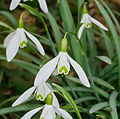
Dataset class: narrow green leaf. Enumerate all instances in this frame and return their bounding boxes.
[0,104,42,115]
[93,77,114,90]
[100,29,114,58]
[47,12,62,52]
[109,91,118,119]
[0,21,14,30]
[90,102,109,113]
[53,83,82,119]
[100,0,120,33]
[0,11,18,27]
[95,56,112,64]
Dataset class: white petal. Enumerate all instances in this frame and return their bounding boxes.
[4,31,16,48]
[57,52,70,75]
[12,86,35,107]
[34,54,60,86]
[52,93,60,108]
[89,15,108,31]
[38,0,48,13]
[36,83,51,101]
[40,105,55,119]
[21,107,43,119]
[77,24,85,39]
[10,0,21,10]
[55,108,72,119]
[53,69,59,76]
[66,53,90,87]
[24,30,45,55]
[6,31,20,62]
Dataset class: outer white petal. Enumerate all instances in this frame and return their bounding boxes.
[53,69,59,76]
[52,93,60,108]
[77,24,85,39]
[10,0,21,10]
[12,86,35,107]
[89,15,108,31]
[66,53,90,87]
[6,31,20,62]
[4,31,16,48]
[21,107,43,119]
[57,52,70,75]
[34,54,60,86]
[55,108,72,119]
[38,0,48,13]
[24,30,45,55]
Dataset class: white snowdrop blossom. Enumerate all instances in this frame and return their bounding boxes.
[34,38,90,88]
[21,93,72,119]
[10,0,48,13]
[4,28,45,62]
[12,82,59,107]
[78,5,108,39]
[21,104,73,119]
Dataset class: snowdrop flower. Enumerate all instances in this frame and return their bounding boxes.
[10,0,48,13]
[4,17,45,62]
[12,82,59,108]
[78,4,108,39]
[21,93,72,119]
[34,38,90,87]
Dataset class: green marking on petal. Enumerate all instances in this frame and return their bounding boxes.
[37,94,44,101]
[59,66,68,74]
[86,22,92,28]
[41,117,44,119]
[20,41,27,48]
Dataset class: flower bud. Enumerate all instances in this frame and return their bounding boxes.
[61,38,67,52]
[18,17,24,28]
[46,93,53,105]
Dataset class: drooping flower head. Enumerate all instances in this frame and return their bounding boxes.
[4,16,45,62]
[21,93,73,119]
[34,37,90,87]
[78,3,108,39]
[10,0,48,13]
[12,82,59,108]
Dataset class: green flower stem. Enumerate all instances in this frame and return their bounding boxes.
[19,3,57,56]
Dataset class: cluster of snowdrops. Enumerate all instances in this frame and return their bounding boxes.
[3,0,108,119]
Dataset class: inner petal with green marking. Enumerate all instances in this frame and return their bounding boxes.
[20,41,27,48]
[36,94,44,101]
[85,22,92,28]
[59,66,68,75]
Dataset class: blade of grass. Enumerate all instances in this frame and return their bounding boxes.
[47,12,62,52]
[109,91,118,119]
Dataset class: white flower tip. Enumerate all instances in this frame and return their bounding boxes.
[7,58,12,62]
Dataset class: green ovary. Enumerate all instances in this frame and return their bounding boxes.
[37,94,44,100]
[59,66,68,74]
[20,41,27,48]
[86,23,92,28]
